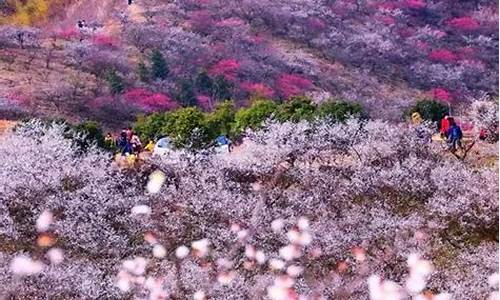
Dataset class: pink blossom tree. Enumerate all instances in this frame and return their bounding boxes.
[428,49,458,64]
[276,74,313,99]
[209,59,241,81]
[447,16,480,32]
[123,88,177,112]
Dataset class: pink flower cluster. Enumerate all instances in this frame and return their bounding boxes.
[276,74,313,99]
[240,82,275,98]
[123,88,177,112]
[447,16,480,31]
[209,59,241,81]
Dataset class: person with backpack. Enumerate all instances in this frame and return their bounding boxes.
[447,118,463,152]
[117,130,133,155]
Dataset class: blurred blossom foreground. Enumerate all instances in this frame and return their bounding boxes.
[0,117,498,300]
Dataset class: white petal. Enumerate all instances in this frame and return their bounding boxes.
[175,245,190,259]
[147,170,166,194]
[286,265,303,277]
[131,205,151,215]
[152,245,166,258]
[10,256,44,276]
[193,290,206,300]
[46,248,64,265]
[269,258,286,270]
[36,210,53,232]
[255,250,266,264]
[271,219,285,233]
[297,217,309,231]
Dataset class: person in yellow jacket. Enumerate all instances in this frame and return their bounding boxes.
[144,139,155,152]
[411,112,423,125]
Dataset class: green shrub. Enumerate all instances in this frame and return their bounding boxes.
[205,101,236,138]
[137,61,150,83]
[74,121,106,150]
[407,99,449,123]
[150,49,169,80]
[317,100,365,122]
[162,107,208,148]
[132,97,367,149]
[195,70,214,94]
[233,98,278,132]
[134,113,171,141]
[276,96,317,122]
[212,75,233,101]
[105,70,124,95]
[177,79,197,107]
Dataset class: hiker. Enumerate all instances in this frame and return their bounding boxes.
[125,127,133,142]
[116,130,132,154]
[447,118,463,152]
[440,115,450,138]
[144,139,155,152]
[411,112,422,125]
[131,134,142,153]
[104,133,114,149]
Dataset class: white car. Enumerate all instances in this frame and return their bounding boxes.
[153,137,173,156]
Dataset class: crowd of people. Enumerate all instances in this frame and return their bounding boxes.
[105,127,153,156]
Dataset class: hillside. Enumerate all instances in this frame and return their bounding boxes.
[0,1,498,299]
[0,0,497,126]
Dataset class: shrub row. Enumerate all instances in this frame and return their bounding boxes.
[134,97,366,148]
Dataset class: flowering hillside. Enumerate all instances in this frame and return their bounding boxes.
[0,0,498,299]
[0,0,497,123]
[0,117,498,299]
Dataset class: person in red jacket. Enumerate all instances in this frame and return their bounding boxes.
[440,115,450,138]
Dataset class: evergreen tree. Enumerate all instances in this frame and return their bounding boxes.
[105,70,124,95]
[213,75,233,101]
[178,80,197,107]
[195,70,213,94]
[137,61,150,83]
[150,49,169,80]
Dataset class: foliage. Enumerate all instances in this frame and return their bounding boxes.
[0,25,40,48]
[275,96,316,122]
[150,49,169,80]
[233,98,278,132]
[212,75,233,102]
[194,70,213,94]
[134,97,367,144]
[205,100,236,137]
[73,121,106,150]
[137,61,150,83]
[161,107,207,148]
[134,112,169,141]
[3,0,50,25]
[407,99,449,123]
[105,70,125,95]
[177,79,197,107]
[317,100,365,122]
